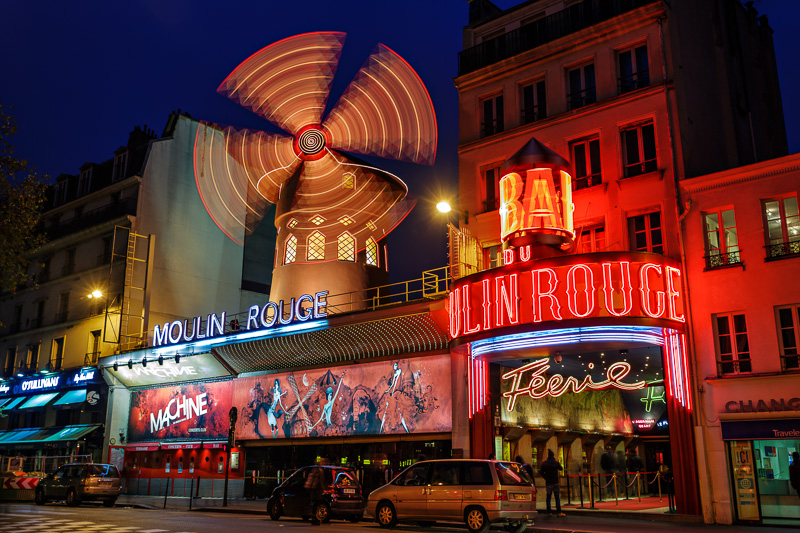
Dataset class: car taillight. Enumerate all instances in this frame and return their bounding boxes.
[495,490,508,501]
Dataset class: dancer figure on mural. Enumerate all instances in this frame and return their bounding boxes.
[311,370,346,430]
[268,378,288,438]
[380,362,411,433]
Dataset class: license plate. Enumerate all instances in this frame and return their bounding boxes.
[344,488,355,494]
[513,493,529,500]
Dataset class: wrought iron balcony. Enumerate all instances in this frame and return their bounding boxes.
[619,70,651,94]
[704,251,742,270]
[458,0,656,76]
[766,239,800,260]
[573,172,602,191]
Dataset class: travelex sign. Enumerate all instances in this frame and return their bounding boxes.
[152,291,328,348]
[449,251,685,340]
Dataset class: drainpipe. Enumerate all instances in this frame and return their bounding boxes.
[658,13,713,524]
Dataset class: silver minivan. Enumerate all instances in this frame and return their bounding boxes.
[366,459,536,533]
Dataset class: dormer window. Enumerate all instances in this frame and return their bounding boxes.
[78,167,92,196]
[54,181,67,206]
[113,151,128,182]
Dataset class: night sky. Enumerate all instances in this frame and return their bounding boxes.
[1,0,798,285]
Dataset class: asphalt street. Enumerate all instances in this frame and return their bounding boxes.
[0,502,794,533]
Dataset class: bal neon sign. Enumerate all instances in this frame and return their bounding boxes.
[500,168,574,243]
[449,253,684,340]
[501,358,645,411]
[152,291,328,347]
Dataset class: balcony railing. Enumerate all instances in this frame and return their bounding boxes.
[718,358,752,376]
[481,118,504,138]
[704,251,742,270]
[781,353,800,372]
[766,239,800,260]
[623,158,658,178]
[520,105,546,125]
[573,173,602,191]
[458,0,655,75]
[619,70,650,94]
[567,87,597,110]
[45,197,137,240]
[84,352,100,366]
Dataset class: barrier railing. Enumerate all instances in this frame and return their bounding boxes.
[1,454,92,475]
[561,471,674,511]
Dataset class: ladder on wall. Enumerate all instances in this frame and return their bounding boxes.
[105,226,150,351]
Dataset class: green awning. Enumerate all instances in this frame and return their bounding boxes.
[53,389,87,406]
[0,424,101,445]
[0,397,26,410]
[18,393,59,409]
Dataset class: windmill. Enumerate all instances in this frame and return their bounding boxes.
[193,32,438,308]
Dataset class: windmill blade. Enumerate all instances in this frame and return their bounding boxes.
[275,149,416,264]
[194,122,300,246]
[324,43,437,165]
[218,32,346,135]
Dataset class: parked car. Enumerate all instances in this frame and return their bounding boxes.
[267,465,365,523]
[35,463,121,507]
[366,459,536,533]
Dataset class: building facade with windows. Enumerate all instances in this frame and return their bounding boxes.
[681,154,800,526]
[454,0,787,523]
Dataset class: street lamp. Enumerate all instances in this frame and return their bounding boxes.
[436,201,452,213]
[88,290,102,299]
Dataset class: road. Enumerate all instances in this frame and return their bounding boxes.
[0,502,796,533]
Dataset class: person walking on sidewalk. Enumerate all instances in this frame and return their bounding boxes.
[790,451,800,502]
[540,449,565,517]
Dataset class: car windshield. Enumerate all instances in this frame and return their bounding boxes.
[494,462,533,485]
[88,464,119,477]
[331,468,360,487]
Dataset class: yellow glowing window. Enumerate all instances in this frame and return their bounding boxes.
[342,173,356,189]
[339,215,354,226]
[311,215,326,226]
[338,232,355,261]
[366,220,376,231]
[307,231,325,261]
[288,218,298,229]
[284,235,297,264]
[366,237,378,266]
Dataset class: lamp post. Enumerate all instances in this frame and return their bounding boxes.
[223,406,238,507]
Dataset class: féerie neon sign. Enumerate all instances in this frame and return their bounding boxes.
[501,358,645,411]
[449,253,685,340]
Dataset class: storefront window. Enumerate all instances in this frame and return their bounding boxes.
[752,439,800,522]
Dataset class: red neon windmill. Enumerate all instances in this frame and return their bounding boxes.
[193,32,437,303]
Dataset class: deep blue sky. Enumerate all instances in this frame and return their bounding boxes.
[1,0,798,285]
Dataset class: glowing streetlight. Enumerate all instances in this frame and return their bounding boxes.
[436,201,452,213]
[88,290,102,299]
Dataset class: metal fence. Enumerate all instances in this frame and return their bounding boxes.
[1,454,92,475]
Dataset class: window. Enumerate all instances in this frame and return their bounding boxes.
[342,173,355,189]
[621,122,657,177]
[51,337,64,371]
[431,462,460,486]
[393,463,429,486]
[4,347,15,375]
[628,212,663,253]
[12,304,22,332]
[40,255,52,283]
[520,79,546,124]
[704,209,740,268]
[481,163,502,212]
[56,292,70,323]
[575,225,606,254]
[618,44,650,94]
[27,343,40,371]
[777,305,800,371]
[307,231,325,261]
[337,232,355,262]
[763,195,800,259]
[87,331,101,365]
[568,63,596,110]
[366,237,378,266]
[569,136,601,190]
[34,300,45,329]
[54,181,67,206]
[100,235,113,266]
[715,313,751,375]
[284,235,297,264]
[483,244,503,269]
[113,151,128,181]
[78,167,92,195]
[63,247,76,276]
[463,462,493,485]
[481,93,504,137]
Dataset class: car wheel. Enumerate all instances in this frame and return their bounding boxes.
[102,498,117,508]
[66,488,80,507]
[268,500,282,521]
[465,507,489,533]
[34,489,46,505]
[314,502,331,523]
[503,522,527,533]
[376,501,397,528]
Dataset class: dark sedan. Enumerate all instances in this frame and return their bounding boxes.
[267,465,365,523]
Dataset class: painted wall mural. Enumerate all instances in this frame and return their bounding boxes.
[499,364,634,434]
[234,355,452,440]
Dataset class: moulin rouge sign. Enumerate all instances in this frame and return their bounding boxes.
[449,250,685,341]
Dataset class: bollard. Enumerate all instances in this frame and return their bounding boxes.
[163,477,169,509]
[189,477,194,510]
[566,472,572,505]
[657,472,663,502]
[636,473,641,503]
[578,475,585,509]
[624,472,630,500]
[597,473,603,502]
[589,474,596,509]
[613,473,619,506]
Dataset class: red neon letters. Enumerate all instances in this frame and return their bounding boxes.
[449,256,685,339]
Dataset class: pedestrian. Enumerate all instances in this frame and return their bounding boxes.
[600,445,617,497]
[515,455,535,483]
[305,466,324,525]
[790,451,800,502]
[488,452,496,460]
[540,450,565,517]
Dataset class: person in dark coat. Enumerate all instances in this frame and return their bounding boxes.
[600,445,617,497]
[515,455,535,482]
[539,449,565,517]
[790,451,800,502]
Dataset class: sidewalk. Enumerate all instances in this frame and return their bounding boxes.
[116,495,795,532]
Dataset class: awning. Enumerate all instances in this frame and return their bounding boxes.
[125,442,160,451]
[160,442,202,450]
[17,393,60,409]
[0,424,101,445]
[53,389,87,406]
[0,397,27,411]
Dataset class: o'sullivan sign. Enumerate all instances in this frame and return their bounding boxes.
[449,251,685,341]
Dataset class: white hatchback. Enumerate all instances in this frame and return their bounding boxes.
[366,459,536,533]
